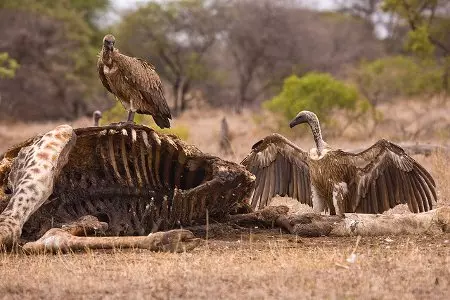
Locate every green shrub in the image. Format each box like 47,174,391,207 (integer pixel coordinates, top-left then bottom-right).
264,72,365,124
0,52,19,79
101,102,189,141
352,56,443,104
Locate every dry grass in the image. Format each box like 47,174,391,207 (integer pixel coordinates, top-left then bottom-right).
0,233,449,299
0,101,449,299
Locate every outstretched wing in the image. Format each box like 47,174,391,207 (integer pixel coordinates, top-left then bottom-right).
97,56,113,93
115,54,171,123
346,139,437,213
241,134,311,210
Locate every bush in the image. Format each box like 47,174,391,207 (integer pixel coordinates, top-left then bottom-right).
0,52,18,79
264,73,365,124
101,103,189,141
352,56,443,105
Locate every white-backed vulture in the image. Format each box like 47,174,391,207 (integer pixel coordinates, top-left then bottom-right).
93,110,102,126
97,34,172,128
241,111,437,215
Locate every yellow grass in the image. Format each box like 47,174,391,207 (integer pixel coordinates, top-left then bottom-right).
0,234,449,299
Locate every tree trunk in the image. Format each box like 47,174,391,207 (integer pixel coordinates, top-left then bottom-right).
173,76,187,116
180,80,190,112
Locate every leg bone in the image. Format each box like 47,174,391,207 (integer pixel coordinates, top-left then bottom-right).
23,228,201,253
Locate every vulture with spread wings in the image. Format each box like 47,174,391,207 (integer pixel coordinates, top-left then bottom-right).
97,34,171,128
241,111,437,215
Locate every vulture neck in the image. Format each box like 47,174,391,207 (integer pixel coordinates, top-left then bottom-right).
102,48,114,66
306,116,326,157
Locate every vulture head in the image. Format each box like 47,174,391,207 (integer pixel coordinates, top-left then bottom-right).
103,34,116,51
289,110,326,156
289,110,318,128
93,110,102,126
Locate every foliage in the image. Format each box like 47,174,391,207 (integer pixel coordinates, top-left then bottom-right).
382,0,450,90
101,103,189,140
0,53,19,79
352,56,443,104
0,0,108,79
0,0,110,121
265,73,366,124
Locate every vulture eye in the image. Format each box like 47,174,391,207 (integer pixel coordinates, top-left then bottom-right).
4,187,12,195
252,140,263,150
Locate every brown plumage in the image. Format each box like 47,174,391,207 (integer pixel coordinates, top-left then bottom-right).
97,34,171,128
242,111,437,215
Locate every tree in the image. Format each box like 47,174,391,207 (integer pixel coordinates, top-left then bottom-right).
117,0,221,115
351,56,443,106
382,0,450,91
265,73,366,125
222,0,299,112
0,0,110,121
216,1,384,112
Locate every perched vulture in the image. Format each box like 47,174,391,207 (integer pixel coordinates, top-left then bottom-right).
93,110,102,126
241,111,437,215
97,34,171,128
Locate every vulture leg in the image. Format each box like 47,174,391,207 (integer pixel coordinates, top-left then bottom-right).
332,183,347,217
127,111,136,123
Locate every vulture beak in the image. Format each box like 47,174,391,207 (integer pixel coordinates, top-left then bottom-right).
107,42,114,51
289,115,306,128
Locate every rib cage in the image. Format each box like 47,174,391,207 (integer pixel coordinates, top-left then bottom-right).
11,124,255,240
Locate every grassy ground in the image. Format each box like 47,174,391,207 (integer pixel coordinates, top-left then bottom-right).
0,233,448,299
0,103,449,299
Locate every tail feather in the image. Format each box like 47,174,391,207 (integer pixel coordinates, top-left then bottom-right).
153,115,171,129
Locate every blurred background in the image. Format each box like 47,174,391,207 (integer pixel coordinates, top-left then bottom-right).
0,0,449,161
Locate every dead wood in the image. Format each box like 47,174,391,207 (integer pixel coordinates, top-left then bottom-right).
283,206,450,237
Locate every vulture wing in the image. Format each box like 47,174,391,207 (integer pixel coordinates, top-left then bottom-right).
241,134,311,210
345,139,436,213
115,54,172,128
97,57,113,93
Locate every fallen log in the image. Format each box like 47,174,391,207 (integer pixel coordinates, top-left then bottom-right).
223,206,450,237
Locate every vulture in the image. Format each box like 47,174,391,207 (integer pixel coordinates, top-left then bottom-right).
241,111,437,215
93,110,102,126
97,34,172,128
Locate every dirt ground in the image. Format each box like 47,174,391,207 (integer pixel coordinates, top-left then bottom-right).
0,103,449,299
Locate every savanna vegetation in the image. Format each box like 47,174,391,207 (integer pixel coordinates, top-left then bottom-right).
0,0,448,127
0,1,449,299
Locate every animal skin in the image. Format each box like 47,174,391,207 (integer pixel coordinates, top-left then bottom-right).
0,123,255,251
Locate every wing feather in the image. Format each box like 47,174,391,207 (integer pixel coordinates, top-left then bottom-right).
348,139,436,213
383,167,396,208
252,169,265,208
115,54,171,123
241,134,311,210
413,174,428,211
97,56,113,93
